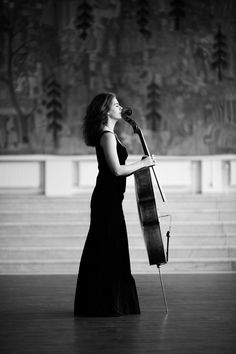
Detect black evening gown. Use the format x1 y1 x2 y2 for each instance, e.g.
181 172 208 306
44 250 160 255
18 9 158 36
74 131 140 316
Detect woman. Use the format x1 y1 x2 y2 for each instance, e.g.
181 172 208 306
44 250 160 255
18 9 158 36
74 92 155 317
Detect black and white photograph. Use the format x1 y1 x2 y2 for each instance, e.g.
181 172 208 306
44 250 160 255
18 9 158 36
0 0 235 353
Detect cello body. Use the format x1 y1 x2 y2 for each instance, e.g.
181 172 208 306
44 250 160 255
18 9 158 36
134 167 166 266
122 113 168 267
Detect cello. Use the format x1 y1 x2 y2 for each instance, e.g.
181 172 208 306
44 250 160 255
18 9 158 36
122 107 171 313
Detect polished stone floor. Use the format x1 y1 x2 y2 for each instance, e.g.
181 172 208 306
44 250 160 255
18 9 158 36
0 273 235 354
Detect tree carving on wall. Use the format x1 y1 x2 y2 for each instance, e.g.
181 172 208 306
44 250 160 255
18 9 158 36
75 0 94 40
0 0 46 144
211 24 228 81
44 75 63 149
136 0 151 39
0 0 60 146
169 0 186 31
146 80 162 131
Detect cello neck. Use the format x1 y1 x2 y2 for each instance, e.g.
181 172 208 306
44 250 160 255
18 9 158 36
137 129 150 156
123 115 166 202
137 129 166 202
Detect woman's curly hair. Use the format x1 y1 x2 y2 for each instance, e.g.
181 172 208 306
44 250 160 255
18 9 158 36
83 92 116 146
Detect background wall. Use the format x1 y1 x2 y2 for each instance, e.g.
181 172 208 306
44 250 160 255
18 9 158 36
0 0 236 156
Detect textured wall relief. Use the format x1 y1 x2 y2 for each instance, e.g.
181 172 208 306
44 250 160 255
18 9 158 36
0 0 236 155
204 94 236 153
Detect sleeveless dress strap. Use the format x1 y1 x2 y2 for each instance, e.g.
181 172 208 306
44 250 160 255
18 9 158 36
99 130 115 138
97 130 116 144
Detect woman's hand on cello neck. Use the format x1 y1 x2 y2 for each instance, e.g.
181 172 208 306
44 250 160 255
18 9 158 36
141 155 156 168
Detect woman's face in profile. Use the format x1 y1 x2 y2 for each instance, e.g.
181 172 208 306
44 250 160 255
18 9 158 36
107 97 123 121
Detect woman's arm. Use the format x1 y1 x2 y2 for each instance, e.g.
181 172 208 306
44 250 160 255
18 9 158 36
100 132 155 177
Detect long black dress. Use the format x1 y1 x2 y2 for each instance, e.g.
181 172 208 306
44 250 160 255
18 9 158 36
74 131 140 317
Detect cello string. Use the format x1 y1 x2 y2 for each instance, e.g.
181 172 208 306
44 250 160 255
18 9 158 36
151 167 172 229
150 166 172 262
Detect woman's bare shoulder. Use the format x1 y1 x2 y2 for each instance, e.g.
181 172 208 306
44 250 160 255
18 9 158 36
100 130 116 146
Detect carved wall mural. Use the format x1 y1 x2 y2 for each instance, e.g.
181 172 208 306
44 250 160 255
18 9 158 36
0 0 235 155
